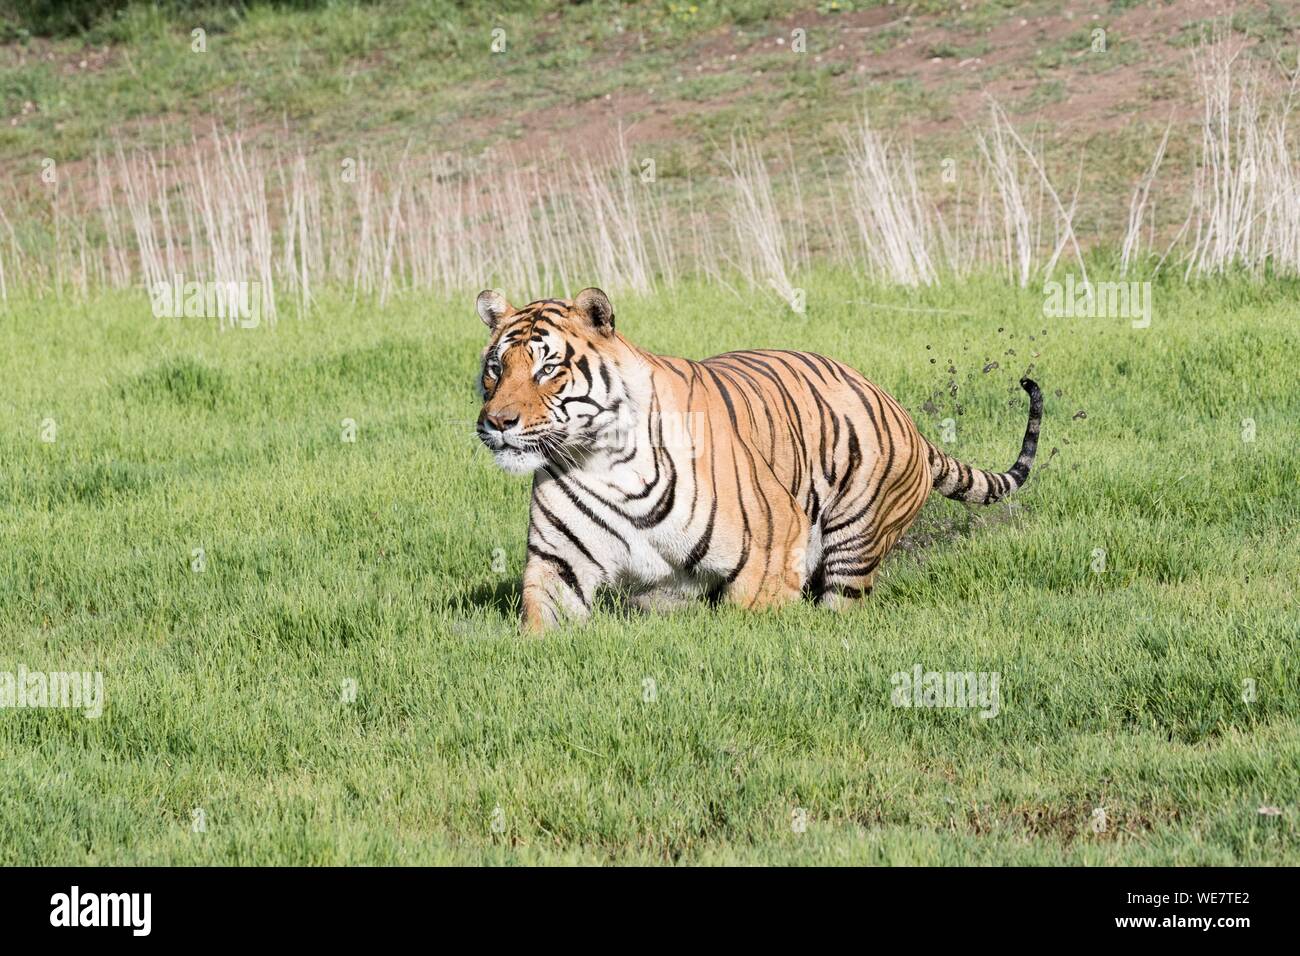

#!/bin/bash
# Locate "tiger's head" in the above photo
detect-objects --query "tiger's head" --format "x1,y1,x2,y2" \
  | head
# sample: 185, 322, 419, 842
474, 287, 635, 475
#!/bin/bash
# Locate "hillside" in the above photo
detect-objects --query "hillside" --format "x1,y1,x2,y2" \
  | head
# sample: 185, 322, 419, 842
1, 0, 1297, 294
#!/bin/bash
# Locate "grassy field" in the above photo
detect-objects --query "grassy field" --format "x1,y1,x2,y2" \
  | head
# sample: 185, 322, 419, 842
1, 270, 1297, 864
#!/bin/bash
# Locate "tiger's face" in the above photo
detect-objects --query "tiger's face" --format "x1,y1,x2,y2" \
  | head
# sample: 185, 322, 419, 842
474, 287, 626, 475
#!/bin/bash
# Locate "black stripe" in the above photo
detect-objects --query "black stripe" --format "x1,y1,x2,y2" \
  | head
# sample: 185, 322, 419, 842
527, 544, 586, 607
534, 498, 604, 571
545, 473, 630, 549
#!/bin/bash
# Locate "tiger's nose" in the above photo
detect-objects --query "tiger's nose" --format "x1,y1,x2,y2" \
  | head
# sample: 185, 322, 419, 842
481, 410, 520, 433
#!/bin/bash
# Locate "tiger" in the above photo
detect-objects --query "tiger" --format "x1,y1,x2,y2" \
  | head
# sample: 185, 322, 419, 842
473, 287, 1042, 634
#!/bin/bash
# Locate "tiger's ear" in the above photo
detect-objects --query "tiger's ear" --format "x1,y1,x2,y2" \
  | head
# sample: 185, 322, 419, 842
573, 287, 615, 336
476, 289, 514, 331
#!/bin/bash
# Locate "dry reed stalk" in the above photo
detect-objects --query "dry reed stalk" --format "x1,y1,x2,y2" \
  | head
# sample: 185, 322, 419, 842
1121, 121, 1172, 275
841, 114, 937, 285
723, 136, 802, 306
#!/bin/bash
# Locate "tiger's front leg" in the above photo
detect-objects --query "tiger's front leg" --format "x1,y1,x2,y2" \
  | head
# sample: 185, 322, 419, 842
519, 481, 614, 634
520, 541, 606, 635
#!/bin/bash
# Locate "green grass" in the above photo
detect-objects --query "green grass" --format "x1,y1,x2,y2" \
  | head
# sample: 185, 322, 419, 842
0, 0, 821, 162
1, 270, 1297, 864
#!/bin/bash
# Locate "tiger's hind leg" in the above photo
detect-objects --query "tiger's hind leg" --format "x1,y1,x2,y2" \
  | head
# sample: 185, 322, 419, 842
812, 501, 919, 611
817, 575, 877, 611
807, 513, 884, 610
809, 541, 879, 610
813, 510, 925, 611
814, 432, 932, 612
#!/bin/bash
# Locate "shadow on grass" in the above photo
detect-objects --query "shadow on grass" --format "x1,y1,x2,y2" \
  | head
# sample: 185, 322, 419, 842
894, 497, 1031, 563
445, 577, 660, 630
450, 578, 521, 618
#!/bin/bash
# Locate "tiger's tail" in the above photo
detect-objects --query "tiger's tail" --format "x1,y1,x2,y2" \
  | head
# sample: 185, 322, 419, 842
925, 378, 1043, 505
